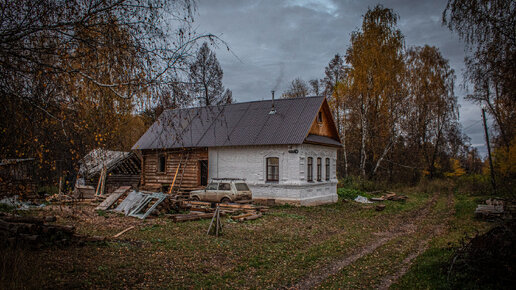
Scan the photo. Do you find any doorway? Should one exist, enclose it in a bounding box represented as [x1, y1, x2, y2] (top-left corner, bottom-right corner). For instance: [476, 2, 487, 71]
[199, 160, 208, 186]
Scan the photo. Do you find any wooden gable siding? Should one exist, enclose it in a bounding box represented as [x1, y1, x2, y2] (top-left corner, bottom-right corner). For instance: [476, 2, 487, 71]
[308, 100, 339, 140]
[141, 148, 208, 191]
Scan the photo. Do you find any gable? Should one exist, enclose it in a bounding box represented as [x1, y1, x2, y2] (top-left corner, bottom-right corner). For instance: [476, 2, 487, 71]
[307, 99, 340, 141]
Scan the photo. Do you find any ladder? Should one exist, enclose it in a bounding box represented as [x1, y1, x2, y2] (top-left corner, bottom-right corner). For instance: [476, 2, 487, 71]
[168, 151, 190, 195]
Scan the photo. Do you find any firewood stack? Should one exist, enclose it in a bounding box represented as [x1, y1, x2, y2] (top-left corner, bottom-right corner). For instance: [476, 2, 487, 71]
[0, 213, 104, 248]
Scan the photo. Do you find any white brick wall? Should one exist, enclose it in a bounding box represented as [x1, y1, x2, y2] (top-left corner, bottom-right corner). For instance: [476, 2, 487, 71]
[208, 144, 338, 206]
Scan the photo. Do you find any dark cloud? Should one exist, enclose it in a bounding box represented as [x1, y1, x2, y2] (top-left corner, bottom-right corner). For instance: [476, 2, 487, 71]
[194, 0, 486, 155]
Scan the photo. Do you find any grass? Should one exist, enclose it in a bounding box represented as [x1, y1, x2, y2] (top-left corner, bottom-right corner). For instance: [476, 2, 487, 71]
[0, 186, 492, 289]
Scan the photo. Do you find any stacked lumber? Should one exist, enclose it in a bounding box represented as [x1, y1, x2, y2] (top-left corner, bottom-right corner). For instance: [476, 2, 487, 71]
[475, 199, 505, 220]
[166, 201, 268, 223]
[369, 192, 407, 202]
[0, 214, 104, 248]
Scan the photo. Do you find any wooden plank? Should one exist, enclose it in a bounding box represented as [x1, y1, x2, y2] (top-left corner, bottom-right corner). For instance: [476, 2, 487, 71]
[95, 186, 131, 211]
[113, 226, 135, 238]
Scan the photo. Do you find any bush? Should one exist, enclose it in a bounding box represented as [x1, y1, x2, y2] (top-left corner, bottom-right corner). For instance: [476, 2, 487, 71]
[338, 176, 386, 192]
[455, 174, 492, 196]
[337, 188, 365, 200]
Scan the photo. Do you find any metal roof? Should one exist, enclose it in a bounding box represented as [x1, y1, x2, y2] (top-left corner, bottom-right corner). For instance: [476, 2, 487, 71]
[132, 96, 341, 150]
[79, 149, 139, 177]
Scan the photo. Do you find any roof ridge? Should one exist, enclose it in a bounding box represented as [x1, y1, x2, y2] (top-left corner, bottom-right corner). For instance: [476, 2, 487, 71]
[161, 96, 325, 114]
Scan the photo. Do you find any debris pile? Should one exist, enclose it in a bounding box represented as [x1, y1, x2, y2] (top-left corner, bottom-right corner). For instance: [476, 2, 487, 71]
[0, 213, 104, 248]
[448, 220, 515, 288]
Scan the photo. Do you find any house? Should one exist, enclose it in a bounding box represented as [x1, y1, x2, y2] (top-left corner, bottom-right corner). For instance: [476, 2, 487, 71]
[76, 149, 141, 196]
[132, 96, 342, 206]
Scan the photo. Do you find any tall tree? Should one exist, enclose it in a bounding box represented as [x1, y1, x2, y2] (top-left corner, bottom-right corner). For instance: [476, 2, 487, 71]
[282, 78, 310, 98]
[404, 45, 460, 178]
[189, 42, 232, 106]
[345, 5, 405, 178]
[322, 54, 350, 176]
[309, 79, 321, 96]
[443, 0, 515, 150]
[0, 0, 213, 185]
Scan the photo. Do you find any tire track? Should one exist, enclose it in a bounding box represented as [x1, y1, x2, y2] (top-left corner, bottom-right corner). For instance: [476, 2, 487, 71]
[376, 191, 455, 290]
[290, 192, 440, 290]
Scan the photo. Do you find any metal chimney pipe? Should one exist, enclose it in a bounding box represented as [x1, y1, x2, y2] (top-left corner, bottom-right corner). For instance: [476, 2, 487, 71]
[269, 90, 276, 115]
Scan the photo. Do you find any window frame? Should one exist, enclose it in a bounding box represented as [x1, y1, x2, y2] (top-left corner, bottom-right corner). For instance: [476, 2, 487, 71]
[157, 154, 166, 173]
[317, 111, 323, 123]
[317, 157, 322, 181]
[266, 157, 279, 182]
[307, 157, 313, 182]
[325, 158, 330, 181]
[218, 183, 231, 191]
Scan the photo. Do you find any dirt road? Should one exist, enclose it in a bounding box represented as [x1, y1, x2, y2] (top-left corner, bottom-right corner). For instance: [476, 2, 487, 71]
[292, 192, 455, 289]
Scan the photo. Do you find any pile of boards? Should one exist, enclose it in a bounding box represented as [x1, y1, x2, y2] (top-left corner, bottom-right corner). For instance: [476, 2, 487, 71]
[475, 198, 515, 221]
[167, 201, 267, 222]
[370, 192, 408, 202]
[0, 213, 104, 248]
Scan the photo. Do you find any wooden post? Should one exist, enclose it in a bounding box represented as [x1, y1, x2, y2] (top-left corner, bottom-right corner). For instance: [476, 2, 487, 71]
[207, 205, 222, 237]
[482, 108, 496, 194]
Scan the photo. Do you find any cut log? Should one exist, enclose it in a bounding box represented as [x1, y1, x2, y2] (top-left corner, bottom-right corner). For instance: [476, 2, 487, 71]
[232, 213, 255, 220]
[240, 212, 262, 221]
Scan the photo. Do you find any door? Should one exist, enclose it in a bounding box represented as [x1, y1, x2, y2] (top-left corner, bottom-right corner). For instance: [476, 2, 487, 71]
[217, 182, 231, 202]
[199, 160, 208, 186]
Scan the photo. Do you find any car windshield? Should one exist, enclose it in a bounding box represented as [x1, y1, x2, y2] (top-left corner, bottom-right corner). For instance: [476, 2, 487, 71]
[205, 183, 218, 190]
[235, 183, 250, 191]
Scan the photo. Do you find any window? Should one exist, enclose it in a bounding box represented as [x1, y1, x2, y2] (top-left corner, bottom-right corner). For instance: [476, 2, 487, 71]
[307, 157, 313, 182]
[266, 157, 279, 182]
[205, 183, 218, 190]
[317, 111, 323, 122]
[218, 183, 231, 190]
[325, 158, 330, 181]
[317, 158, 322, 181]
[235, 183, 250, 191]
[158, 154, 166, 172]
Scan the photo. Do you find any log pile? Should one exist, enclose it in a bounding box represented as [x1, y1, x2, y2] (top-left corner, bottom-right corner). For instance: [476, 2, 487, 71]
[0, 213, 104, 248]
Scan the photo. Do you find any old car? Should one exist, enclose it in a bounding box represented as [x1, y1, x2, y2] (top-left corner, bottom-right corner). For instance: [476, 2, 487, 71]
[189, 178, 252, 203]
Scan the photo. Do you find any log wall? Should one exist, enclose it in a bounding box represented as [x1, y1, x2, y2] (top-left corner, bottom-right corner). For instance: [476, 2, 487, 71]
[140, 148, 208, 191]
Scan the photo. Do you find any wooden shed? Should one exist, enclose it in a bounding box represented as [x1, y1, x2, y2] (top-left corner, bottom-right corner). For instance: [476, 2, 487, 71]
[78, 149, 141, 195]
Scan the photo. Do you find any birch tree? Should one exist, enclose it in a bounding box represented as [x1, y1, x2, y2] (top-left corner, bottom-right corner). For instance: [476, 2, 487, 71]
[345, 5, 405, 179]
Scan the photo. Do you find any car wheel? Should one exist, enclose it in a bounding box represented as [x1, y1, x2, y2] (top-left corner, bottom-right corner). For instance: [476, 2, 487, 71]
[220, 197, 231, 204]
[191, 196, 200, 201]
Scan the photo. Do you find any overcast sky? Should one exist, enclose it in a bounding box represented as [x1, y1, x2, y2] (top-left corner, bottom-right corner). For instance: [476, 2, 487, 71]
[193, 0, 487, 155]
